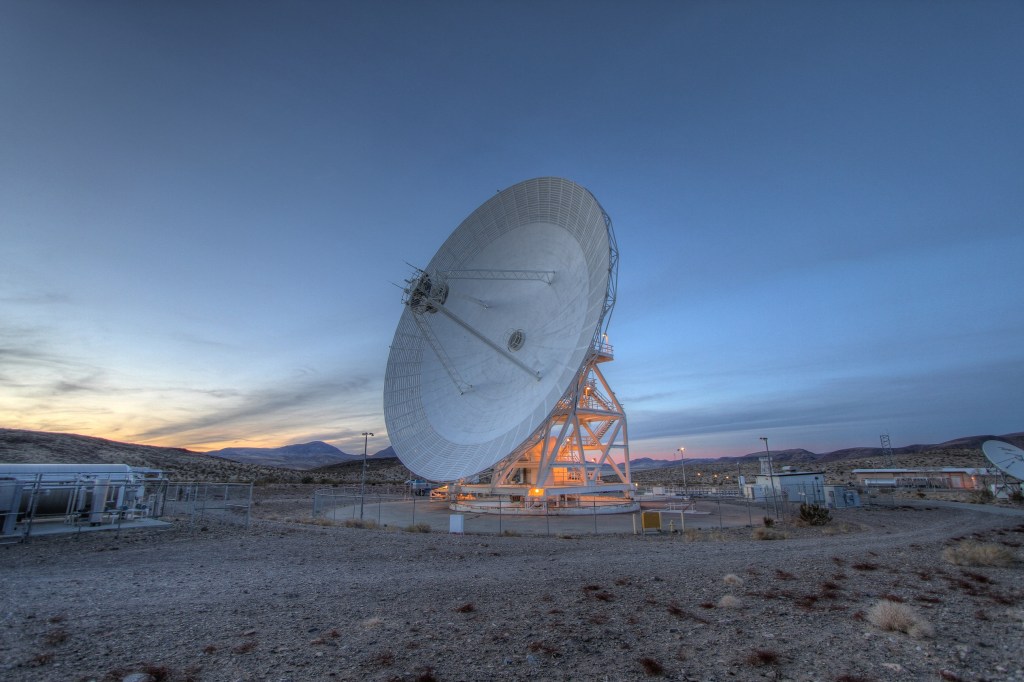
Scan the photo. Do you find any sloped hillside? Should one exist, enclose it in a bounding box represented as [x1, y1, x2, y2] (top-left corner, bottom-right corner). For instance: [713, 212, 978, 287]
[0, 428, 309, 482]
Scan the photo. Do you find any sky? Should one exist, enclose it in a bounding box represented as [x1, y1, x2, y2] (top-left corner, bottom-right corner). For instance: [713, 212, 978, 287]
[2, 1, 1022, 462]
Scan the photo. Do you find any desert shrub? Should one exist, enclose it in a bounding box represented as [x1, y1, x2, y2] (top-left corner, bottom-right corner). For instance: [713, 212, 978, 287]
[1009, 490, 1024, 504]
[942, 541, 1015, 567]
[42, 629, 68, 646]
[29, 652, 54, 667]
[404, 523, 431, 533]
[762, 516, 775, 528]
[752, 527, 786, 540]
[301, 475, 315, 484]
[371, 651, 395, 667]
[639, 657, 665, 676]
[745, 649, 779, 666]
[718, 595, 741, 608]
[798, 502, 832, 526]
[414, 665, 438, 682]
[723, 573, 744, 587]
[866, 599, 934, 638]
[343, 518, 378, 529]
[500, 528, 521, 537]
[968, 489, 994, 504]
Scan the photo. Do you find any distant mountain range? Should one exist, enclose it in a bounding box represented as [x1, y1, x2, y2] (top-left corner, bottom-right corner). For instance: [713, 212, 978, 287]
[621, 432, 1024, 472]
[205, 441, 397, 470]
[3, 428, 1020, 478]
[208, 431, 1024, 473]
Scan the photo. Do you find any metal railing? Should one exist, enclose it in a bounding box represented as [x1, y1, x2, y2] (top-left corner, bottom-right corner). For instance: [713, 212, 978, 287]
[1, 477, 254, 542]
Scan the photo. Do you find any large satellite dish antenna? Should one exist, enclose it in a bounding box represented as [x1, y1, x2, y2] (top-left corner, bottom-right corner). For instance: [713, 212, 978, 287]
[982, 440, 1024, 481]
[383, 177, 635, 513]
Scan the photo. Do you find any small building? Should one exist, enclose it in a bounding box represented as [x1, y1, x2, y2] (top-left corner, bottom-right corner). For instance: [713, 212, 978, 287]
[852, 468, 992, 490]
[824, 485, 860, 509]
[743, 466, 826, 505]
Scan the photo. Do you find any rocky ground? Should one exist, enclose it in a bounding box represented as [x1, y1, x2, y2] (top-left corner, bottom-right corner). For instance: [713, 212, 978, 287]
[2, 489, 1023, 682]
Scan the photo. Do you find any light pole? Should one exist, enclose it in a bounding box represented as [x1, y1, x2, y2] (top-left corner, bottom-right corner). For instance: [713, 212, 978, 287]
[678, 447, 687, 495]
[360, 432, 373, 520]
[760, 436, 779, 519]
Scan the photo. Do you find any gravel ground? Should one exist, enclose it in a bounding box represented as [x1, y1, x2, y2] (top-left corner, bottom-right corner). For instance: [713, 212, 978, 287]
[2, 494, 1023, 682]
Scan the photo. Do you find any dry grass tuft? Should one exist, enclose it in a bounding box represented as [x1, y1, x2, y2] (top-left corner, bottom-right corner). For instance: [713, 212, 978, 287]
[752, 527, 786, 540]
[942, 541, 1015, 567]
[718, 594, 741, 609]
[404, 523, 431, 533]
[232, 640, 257, 654]
[528, 640, 559, 656]
[723, 573, 744, 587]
[866, 599, 934, 638]
[851, 561, 879, 571]
[455, 602, 475, 613]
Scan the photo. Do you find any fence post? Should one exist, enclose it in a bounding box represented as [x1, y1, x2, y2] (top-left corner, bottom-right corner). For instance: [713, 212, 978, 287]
[593, 496, 598, 535]
[246, 482, 253, 528]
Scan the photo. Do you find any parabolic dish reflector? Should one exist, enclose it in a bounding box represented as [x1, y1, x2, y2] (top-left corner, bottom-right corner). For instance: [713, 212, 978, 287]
[383, 177, 615, 482]
[982, 440, 1024, 481]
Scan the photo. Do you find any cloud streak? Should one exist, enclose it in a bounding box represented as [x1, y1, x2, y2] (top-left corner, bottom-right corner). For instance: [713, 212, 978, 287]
[133, 373, 375, 446]
[628, 359, 1024, 455]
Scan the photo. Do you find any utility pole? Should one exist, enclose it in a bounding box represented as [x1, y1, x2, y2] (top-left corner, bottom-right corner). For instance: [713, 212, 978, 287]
[760, 437, 780, 519]
[360, 432, 373, 520]
[678, 447, 687, 495]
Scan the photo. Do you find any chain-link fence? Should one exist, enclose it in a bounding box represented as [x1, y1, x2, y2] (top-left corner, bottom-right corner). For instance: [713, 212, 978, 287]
[160, 482, 254, 528]
[1, 476, 254, 542]
[311, 487, 801, 535]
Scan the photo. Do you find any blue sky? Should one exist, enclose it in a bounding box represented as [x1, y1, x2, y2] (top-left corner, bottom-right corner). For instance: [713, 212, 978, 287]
[2, 1, 1022, 460]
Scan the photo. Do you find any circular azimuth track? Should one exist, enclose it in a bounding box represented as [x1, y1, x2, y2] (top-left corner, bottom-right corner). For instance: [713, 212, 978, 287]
[383, 177, 617, 482]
